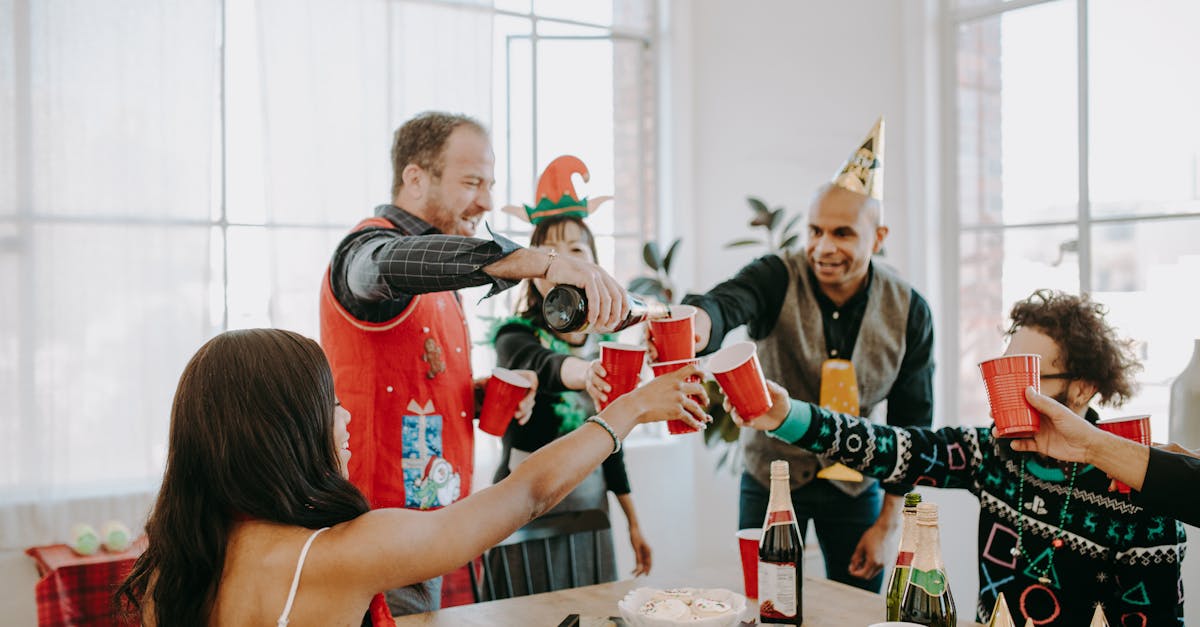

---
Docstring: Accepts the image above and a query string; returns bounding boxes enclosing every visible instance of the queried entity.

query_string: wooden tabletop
[393,576,984,626]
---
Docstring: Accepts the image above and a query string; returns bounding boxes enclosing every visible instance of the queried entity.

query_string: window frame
[940,0,1200,424]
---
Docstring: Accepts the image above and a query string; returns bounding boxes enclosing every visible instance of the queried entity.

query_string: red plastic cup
[477,368,533,436]
[979,354,1041,438]
[649,304,698,363]
[1096,414,1151,494]
[708,341,771,418]
[736,528,762,599]
[650,358,704,434]
[599,342,646,410]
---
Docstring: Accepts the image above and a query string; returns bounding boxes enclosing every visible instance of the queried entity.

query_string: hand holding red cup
[708,341,772,419]
[649,358,706,434]
[595,342,647,410]
[979,354,1042,438]
[647,305,699,363]
[478,368,535,436]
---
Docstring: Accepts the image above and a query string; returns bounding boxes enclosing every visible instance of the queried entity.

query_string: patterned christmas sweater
[769,401,1186,626]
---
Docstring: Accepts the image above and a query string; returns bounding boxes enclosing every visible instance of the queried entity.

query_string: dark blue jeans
[738,472,884,593]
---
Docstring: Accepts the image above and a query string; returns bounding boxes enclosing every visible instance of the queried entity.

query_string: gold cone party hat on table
[830,116,885,204]
[1089,604,1110,627]
[985,592,1016,627]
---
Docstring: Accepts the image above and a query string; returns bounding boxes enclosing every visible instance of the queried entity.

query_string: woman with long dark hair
[116,328,706,626]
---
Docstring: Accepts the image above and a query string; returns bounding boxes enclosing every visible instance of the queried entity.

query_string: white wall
[654,0,980,604]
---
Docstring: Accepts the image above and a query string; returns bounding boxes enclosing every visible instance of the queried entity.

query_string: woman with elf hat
[488,155,654,580]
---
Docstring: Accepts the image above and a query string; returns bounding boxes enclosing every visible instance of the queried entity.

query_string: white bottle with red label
[758,459,803,625]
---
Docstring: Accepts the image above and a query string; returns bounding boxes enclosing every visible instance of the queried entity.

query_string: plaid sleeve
[344,225,521,303]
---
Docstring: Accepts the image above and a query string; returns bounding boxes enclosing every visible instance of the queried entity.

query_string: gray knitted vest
[741,252,912,497]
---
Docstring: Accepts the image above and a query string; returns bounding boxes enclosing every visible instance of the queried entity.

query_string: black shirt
[1136,447,1200,527]
[329,205,522,322]
[683,254,935,495]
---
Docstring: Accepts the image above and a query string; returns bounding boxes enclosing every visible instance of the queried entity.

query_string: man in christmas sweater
[320,112,629,614]
[733,290,1186,626]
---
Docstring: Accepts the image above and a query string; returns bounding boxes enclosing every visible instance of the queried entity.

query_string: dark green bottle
[884,492,922,620]
[899,502,956,627]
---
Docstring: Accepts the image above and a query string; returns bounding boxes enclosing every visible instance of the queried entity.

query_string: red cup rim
[707,341,756,374]
[735,528,762,541]
[490,367,533,388]
[649,358,700,369]
[599,341,646,354]
[978,353,1042,367]
[655,304,698,322]
[1095,414,1151,426]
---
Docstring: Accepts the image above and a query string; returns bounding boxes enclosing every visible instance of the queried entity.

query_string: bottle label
[895,551,913,566]
[758,560,798,618]
[907,567,948,596]
[766,510,794,526]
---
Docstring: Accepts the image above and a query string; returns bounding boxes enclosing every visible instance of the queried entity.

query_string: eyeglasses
[1040,372,1076,381]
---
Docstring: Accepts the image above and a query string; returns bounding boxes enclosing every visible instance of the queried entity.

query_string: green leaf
[768,208,784,231]
[628,276,665,298]
[779,234,800,250]
[747,197,772,226]
[662,239,681,274]
[746,196,770,215]
[642,241,661,271]
[725,238,764,248]
[781,212,804,238]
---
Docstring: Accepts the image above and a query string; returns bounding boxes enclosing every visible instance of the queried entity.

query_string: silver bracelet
[585,415,621,454]
[540,249,557,278]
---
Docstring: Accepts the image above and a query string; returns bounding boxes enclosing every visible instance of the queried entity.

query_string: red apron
[319,217,475,510]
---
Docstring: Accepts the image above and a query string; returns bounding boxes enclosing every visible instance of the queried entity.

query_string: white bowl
[617,587,749,627]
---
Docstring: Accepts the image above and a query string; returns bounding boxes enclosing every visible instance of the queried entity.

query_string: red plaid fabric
[26,539,146,627]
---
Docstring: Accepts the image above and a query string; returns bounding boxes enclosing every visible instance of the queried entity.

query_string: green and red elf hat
[501,155,612,225]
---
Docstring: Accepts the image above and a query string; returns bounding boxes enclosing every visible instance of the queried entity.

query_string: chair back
[469,509,614,602]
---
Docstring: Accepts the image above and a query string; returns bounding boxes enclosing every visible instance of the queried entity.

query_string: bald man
[681,182,934,593]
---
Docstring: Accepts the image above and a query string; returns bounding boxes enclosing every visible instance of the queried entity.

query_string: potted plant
[628,239,743,470]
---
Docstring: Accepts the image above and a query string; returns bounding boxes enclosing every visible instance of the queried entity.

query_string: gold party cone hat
[985,592,1016,627]
[830,116,885,203]
[1089,603,1110,627]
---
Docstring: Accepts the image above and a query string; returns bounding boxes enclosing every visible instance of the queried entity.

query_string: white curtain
[0,0,220,549]
[0,0,494,549]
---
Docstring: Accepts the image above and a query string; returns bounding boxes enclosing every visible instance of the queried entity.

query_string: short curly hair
[390,111,487,199]
[1005,289,1141,407]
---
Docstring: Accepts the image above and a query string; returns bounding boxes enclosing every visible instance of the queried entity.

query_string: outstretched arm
[734,380,987,490]
[1011,387,1200,527]
[325,366,709,593]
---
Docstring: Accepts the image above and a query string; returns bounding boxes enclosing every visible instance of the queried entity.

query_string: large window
[0,0,659,544]
[947,0,1200,434]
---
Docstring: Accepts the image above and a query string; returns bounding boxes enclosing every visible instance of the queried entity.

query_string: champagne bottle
[899,502,956,627]
[759,460,803,625]
[542,284,671,333]
[885,492,923,620]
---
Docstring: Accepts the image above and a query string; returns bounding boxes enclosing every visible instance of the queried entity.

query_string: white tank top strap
[276,526,331,627]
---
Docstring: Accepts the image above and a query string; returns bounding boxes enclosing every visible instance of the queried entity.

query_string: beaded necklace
[1012,459,1079,585]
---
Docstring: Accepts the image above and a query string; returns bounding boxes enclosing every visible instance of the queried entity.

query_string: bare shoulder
[213,522,328,624]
